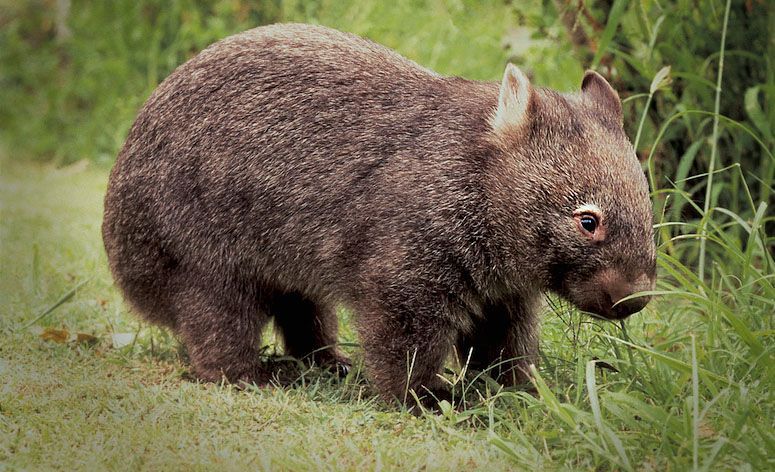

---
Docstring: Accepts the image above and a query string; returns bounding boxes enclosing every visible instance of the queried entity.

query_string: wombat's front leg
[456,296,539,387]
[356,294,458,411]
[269,292,351,374]
[174,283,270,385]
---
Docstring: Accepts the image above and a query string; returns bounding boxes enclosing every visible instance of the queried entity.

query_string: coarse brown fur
[102,24,656,408]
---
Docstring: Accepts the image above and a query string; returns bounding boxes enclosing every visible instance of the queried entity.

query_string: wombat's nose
[608,273,654,319]
[612,294,650,318]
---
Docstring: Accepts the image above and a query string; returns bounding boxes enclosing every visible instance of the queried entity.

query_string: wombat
[102,23,656,407]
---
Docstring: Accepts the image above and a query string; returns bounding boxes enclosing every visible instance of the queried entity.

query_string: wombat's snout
[572,269,655,320]
[606,272,655,319]
[611,292,650,319]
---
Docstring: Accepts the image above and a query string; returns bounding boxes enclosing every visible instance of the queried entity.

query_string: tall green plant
[697,0,732,283]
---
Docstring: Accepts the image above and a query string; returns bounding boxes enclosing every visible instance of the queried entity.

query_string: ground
[0,161,771,470]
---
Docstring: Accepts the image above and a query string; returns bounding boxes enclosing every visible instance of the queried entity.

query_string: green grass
[1,157,772,470]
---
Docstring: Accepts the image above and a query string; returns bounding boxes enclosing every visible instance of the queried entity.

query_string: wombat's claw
[313,355,351,378]
[335,359,351,378]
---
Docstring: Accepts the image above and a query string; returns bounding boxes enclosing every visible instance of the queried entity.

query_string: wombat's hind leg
[269,292,350,375]
[174,284,270,386]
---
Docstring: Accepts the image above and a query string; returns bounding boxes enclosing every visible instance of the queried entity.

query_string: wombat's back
[102,24,497,325]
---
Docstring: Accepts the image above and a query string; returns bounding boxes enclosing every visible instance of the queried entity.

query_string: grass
[0,156,772,470]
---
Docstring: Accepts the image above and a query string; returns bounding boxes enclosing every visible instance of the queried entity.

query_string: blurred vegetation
[2,0,770,268]
[0,0,514,165]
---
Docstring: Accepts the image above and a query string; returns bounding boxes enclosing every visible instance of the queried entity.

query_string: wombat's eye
[580,215,597,233]
[573,206,605,241]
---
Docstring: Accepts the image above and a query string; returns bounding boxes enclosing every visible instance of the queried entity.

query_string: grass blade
[587,361,632,470]
[698,0,732,281]
[17,278,90,331]
[692,335,699,471]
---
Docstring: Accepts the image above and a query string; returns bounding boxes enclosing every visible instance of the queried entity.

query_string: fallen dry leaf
[699,420,717,439]
[39,328,70,343]
[36,327,100,346]
[75,333,99,346]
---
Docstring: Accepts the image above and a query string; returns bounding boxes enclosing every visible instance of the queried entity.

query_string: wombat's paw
[234,368,272,389]
[314,353,352,378]
[190,364,270,388]
[335,360,351,378]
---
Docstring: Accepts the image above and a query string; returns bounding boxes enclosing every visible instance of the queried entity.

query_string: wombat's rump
[103,23,655,407]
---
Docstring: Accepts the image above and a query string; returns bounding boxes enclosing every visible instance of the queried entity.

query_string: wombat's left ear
[492,63,532,132]
[581,70,622,123]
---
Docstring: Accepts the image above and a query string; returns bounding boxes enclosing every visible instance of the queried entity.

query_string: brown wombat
[102,23,656,407]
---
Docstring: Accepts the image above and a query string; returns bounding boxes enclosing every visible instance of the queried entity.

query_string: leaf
[75,333,99,346]
[650,66,672,94]
[591,0,629,69]
[37,328,99,345]
[744,86,772,141]
[438,400,453,416]
[111,333,136,349]
[39,328,70,343]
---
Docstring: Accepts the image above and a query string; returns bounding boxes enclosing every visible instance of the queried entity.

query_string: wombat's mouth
[564,268,654,321]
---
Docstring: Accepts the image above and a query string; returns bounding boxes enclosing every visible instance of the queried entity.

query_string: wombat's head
[489,65,656,320]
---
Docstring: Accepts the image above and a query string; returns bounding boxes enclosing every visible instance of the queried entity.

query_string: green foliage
[0,0,511,164]
[0,0,282,164]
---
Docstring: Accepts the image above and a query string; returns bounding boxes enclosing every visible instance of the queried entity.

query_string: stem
[697,0,731,283]
[633,93,653,153]
[691,335,699,472]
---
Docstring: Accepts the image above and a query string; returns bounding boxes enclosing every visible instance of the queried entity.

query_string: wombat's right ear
[581,70,623,123]
[491,63,532,132]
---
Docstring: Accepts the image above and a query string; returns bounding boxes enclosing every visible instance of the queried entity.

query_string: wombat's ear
[492,63,532,132]
[581,70,622,123]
